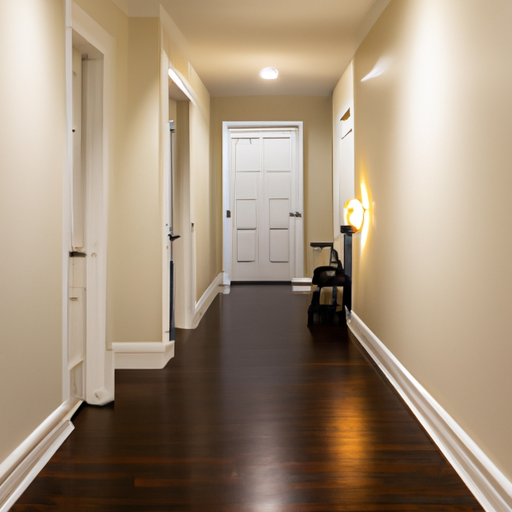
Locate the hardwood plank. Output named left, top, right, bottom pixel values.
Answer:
left=13, top=284, right=484, bottom=511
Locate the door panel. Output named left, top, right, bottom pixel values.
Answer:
left=269, top=229, right=289, bottom=262
left=68, top=48, right=86, bottom=400
left=266, top=172, right=290, bottom=196
left=269, top=198, right=289, bottom=228
left=237, top=230, right=257, bottom=262
left=236, top=199, right=257, bottom=229
left=72, top=47, right=85, bottom=250
left=235, top=171, right=258, bottom=199
left=231, top=131, right=297, bottom=281
left=236, top=138, right=261, bottom=171
left=264, top=137, right=291, bottom=171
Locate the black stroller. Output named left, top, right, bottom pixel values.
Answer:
left=307, top=246, right=351, bottom=325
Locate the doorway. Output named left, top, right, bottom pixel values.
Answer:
left=65, top=5, right=115, bottom=405
left=223, top=122, right=304, bottom=283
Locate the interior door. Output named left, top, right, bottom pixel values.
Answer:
left=68, top=47, right=86, bottom=399
left=231, top=130, right=298, bottom=281
left=166, top=121, right=179, bottom=341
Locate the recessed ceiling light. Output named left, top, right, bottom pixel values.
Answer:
left=260, top=67, right=278, bottom=80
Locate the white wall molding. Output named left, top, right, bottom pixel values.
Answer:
left=348, top=312, right=512, bottom=512
left=68, top=2, right=115, bottom=406
left=292, top=277, right=312, bottom=293
left=112, top=341, right=175, bottom=370
left=0, top=399, right=81, bottom=512
left=192, top=272, right=224, bottom=329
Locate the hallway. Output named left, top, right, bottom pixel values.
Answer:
left=14, top=285, right=483, bottom=511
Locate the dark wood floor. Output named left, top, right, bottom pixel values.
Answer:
left=14, top=284, right=483, bottom=511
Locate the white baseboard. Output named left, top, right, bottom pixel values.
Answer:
left=348, top=312, right=512, bottom=512
left=292, top=277, right=312, bottom=293
left=0, top=399, right=80, bottom=512
left=112, top=340, right=175, bottom=369
left=192, top=272, right=224, bottom=329
left=291, top=277, right=311, bottom=284
left=112, top=273, right=224, bottom=369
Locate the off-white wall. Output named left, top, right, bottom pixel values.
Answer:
left=0, top=0, right=66, bottom=461
left=211, top=96, right=333, bottom=277
left=332, top=63, right=355, bottom=247
left=352, top=0, right=512, bottom=481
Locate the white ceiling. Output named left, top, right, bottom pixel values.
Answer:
left=112, top=0, right=390, bottom=97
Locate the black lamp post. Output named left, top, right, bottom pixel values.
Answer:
left=340, top=225, right=354, bottom=312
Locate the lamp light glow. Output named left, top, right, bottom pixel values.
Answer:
left=344, top=198, right=365, bottom=232
left=359, top=182, right=371, bottom=249
left=260, top=67, right=278, bottom=79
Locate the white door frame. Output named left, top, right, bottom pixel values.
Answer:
left=63, top=3, right=114, bottom=405
left=222, top=121, right=304, bottom=284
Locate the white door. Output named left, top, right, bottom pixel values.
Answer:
left=68, top=47, right=86, bottom=400
left=230, top=130, right=300, bottom=281
left=67, top=15, right=114, bottom=405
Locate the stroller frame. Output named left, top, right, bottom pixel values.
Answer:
left=307, top=245, right=349, bottom=325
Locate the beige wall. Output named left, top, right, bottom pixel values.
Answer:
left=74, top=0, right=164, bottom=343
left=190, top=100, right=214, bottom=299
left=0, top=0, right=66, bottom=461
left=161, top=13, right=215, bottom=314
left=110, top=17, right=162, bottom=342
left=332, top=63, right=355, bottom=257
left=211, top=96, right=333, bottom=276
left=352, top=0, right=512, bottom=480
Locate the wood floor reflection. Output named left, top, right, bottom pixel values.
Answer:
left=13, top=284, right=484, bottom=511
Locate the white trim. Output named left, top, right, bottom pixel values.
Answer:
left=63, top=0, right=74, bottom=403
left=192, top=272, right=224, bottom=329
left=291, top=277, right=312, bottom=285
left=161, top=49, right=171, bottom=343
left=112, top=272, right=224, bottom=368
left=70, top=3, right=115, bottom=406
left=348, top=312, right=512, bottom=512
left=167, top=68, right=196, bottom=106
left=113, top=341, right=175, bottom=370
left=222, top=121, right=305, bottom=282
left=0, top=399, right=80, bottom=512
left=173, top=101, right=195, bottom=330
left=292, top=277, right=312, bottom=293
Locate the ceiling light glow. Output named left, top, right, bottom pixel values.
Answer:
left=260, top=67, right=278, bottom=80
left=168, top=68, right=194, bottom=102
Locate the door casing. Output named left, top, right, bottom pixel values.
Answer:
left=64, top=3, right=114, bottom=405
left=222, top=121, right=304, bottom=283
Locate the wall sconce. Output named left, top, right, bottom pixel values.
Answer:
left=344, top=198, right=366, bottom=232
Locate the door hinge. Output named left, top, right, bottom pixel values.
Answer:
left=226, top=210, right=231, bottom=218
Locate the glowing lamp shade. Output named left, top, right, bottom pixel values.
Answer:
left=344, top=198, right=365, bottom=232
left=259, top=67, right=278, bottom=79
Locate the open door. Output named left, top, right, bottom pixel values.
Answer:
left=66, top=7, right=114, bottom=405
